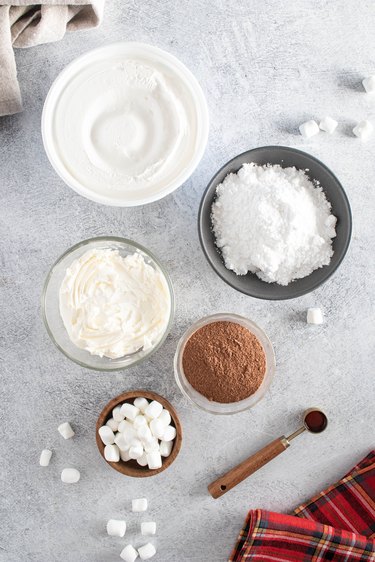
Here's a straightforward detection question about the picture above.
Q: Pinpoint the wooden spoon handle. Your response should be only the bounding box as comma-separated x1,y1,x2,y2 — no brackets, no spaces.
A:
208,436,289,499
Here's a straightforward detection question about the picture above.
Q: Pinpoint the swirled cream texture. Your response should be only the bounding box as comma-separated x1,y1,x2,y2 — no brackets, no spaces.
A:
59,249,171,359
52,57,190,199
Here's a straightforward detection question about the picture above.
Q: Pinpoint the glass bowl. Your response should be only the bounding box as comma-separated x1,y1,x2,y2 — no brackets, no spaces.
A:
42,236,174,371
174,313,275,414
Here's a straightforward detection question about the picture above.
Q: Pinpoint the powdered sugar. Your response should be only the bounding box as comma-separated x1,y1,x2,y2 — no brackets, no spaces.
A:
211,163,337,286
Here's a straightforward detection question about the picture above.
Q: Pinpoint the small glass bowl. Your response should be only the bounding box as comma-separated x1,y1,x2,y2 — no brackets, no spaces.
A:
174,313,275,414
42,236,174,371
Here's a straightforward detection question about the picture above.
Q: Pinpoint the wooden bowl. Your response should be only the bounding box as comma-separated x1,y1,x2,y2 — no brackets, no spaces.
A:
96,390,183,477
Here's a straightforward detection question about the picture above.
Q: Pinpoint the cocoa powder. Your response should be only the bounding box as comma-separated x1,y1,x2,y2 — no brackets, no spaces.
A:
182,321,266,403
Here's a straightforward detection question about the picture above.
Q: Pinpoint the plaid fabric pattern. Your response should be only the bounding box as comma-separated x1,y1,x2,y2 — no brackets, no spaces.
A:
294,451,375,539
229,451,375,561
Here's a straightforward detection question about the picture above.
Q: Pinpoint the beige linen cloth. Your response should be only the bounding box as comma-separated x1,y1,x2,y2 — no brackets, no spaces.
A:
0,0,104,116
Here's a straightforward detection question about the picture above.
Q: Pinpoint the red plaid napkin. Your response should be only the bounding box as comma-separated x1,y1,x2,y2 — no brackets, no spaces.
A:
229,451,375,561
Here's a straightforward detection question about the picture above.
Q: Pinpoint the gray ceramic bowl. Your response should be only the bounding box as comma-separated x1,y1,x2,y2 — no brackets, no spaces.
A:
198,146,352,300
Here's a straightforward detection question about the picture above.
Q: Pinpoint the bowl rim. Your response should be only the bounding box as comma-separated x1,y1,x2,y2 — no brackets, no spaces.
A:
198,145,352,300
96,390,183,477
41,41,209,207
41,236,175,371
174,312,276,415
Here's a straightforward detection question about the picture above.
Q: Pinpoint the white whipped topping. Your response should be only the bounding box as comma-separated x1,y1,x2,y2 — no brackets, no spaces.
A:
53,58,188,196
59,249,171,359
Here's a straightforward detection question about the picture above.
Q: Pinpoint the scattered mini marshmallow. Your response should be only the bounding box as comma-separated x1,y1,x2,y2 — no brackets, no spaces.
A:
353,120,373,140
157,409,171,427
106,418,119,432
106,519,126,537
137,453,148,467
120,403,140,421
319,116,338,134
162,425,176,442
104,444,120,462
58,422,75,440
129,440,144,460
98,426,115,445
132,498,148,512
61,468,80,483
120,544,138,562
147,450,162,470
299,120,319,138
149,419,165,439
39,449,52,467
307,307,324,325
141,522,156,536
159,440,173,458
112,406,124,423
144,401,163,420
138,543,156,560
134,397,149,413
362,75,375,93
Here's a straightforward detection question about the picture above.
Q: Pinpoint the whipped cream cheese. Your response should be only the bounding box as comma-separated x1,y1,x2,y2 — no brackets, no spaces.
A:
59,249,171,359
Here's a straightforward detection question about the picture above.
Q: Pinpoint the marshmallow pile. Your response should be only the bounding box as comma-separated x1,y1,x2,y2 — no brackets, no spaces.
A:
106,498,157,561
99,398,176,470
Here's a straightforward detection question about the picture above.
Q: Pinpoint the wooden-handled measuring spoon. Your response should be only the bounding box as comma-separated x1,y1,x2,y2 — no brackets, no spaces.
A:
208,408,328,499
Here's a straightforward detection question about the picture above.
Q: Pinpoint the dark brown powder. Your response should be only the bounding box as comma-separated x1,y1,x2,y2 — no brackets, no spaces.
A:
182,321,266,403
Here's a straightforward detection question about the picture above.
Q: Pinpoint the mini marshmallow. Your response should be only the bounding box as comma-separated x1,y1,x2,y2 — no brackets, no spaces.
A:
104,444,120,462
120,449,131,462
118,420,137,437
307,307,324,325
120,403,140,421
159,440,173,458
98,426,115,445
137,425,153,443
120,545,138,562
319,116,338,134
106,519,126,537
112,406,124,422
141,522,156,536
129,440,144,460
39,449,52,467
133,415,148,430
61,468,80,483
132,498,148,512
138,543,156,560
299,120,319,138
137,452,148,467
157,409,171,427
134,397,149,412
353,120,373,140
362,75,375,93
144,400,163,420
149,419,165,439
144,437,159,453
114,432,130,451
58,422,75,440
106,418,119,432
147,450,162,470
162,425,176,442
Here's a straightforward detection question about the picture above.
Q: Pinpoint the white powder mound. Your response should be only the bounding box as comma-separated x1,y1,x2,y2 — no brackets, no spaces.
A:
211,163,337,286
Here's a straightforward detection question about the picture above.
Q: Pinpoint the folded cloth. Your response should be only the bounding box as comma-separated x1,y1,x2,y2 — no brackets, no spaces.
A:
0,0,104,117
230,450,375,561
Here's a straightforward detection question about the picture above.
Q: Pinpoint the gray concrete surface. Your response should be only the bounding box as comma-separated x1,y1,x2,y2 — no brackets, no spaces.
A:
1,1,374,561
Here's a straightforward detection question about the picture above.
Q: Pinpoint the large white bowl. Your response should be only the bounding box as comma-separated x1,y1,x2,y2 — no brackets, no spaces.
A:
42,42,209,207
